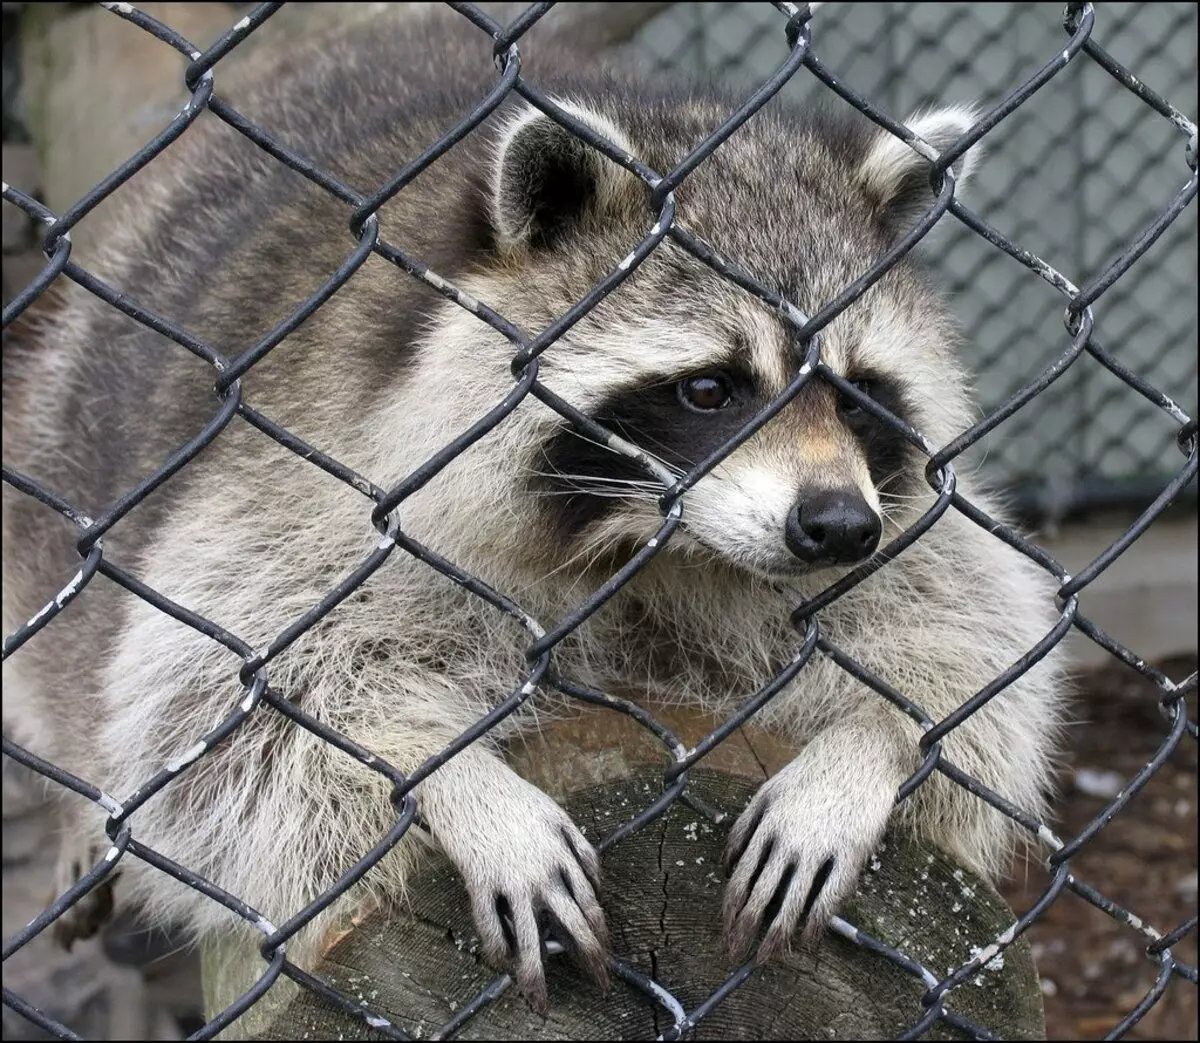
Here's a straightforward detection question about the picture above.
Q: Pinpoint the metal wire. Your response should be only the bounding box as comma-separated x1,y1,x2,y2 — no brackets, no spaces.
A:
636,1,1199,521
1,2,1196,1039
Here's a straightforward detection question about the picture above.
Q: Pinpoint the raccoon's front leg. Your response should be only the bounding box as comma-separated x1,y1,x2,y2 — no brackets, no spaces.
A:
418,746,609,1012
722,718,906,961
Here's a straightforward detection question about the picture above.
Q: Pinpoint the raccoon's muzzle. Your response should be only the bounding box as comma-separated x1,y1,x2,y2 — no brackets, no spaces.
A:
784,487,882,565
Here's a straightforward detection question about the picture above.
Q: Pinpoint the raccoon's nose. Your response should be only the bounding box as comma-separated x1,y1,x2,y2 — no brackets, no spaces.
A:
785,489,882,565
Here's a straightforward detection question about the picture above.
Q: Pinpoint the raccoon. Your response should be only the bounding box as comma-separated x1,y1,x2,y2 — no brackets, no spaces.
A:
2,4,1064,1014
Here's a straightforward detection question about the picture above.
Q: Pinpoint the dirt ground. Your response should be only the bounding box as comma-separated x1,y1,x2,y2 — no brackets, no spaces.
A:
999,653,1198,1041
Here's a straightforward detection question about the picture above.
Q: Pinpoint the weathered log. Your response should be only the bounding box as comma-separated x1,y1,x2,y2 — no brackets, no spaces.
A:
202,704,1044,1041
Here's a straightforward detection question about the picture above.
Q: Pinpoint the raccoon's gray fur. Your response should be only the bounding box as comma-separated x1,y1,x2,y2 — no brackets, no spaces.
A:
2,5,1065,1011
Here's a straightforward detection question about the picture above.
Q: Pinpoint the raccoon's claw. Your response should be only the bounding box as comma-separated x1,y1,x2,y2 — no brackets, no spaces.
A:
465,823,609,1015
721,749,894,963
427,759,610,1015
470,848,610,1014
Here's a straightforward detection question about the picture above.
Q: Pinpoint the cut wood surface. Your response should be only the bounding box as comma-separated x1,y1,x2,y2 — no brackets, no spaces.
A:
203,703,1044,1041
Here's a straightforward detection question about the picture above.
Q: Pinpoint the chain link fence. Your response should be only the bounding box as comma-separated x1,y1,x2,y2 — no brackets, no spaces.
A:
1,2,1196,1039
632,0,1200,521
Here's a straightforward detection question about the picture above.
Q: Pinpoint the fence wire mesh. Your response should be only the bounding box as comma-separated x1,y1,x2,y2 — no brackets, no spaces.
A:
634,0,1200,520
1,1,1196,1040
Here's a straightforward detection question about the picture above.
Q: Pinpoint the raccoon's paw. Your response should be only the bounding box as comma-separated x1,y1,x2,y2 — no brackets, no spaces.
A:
434,772,609,1014
722,747,894,963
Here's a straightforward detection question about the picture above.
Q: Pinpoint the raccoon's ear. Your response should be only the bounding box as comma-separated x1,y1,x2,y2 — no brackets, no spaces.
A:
855,105,983,234
490,102,643,252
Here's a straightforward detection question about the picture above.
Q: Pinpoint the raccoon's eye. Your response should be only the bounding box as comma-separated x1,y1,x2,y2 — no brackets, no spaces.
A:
838,378,875,420
678,373,733,412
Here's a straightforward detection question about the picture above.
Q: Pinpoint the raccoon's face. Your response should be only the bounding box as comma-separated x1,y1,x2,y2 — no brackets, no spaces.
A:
480,94,980,582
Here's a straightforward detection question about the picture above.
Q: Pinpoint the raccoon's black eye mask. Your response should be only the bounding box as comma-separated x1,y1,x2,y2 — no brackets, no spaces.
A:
835,372,915,492
535,365,917,540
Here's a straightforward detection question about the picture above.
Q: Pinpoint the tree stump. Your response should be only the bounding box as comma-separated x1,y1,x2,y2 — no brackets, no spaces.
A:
202,704,1044,1040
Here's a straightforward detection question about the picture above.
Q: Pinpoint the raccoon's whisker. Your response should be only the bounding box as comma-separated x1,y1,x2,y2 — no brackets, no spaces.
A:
878,490,939,504
875,468,911,491
595,420,694,472
525,471,665,489
664,543,723,572
956,453,993,482
523,471,665,500
551,427,687,481
548,420,745,494
531,490,658,500
875,470,945,505
528,522,641,586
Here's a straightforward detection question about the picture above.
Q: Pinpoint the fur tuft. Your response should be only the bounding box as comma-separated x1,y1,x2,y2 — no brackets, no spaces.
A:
489,98,642,252
856,103,985,230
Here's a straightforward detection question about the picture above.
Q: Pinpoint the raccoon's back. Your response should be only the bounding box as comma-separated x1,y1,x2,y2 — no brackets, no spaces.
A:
1,10,575,562
0,11,509,678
